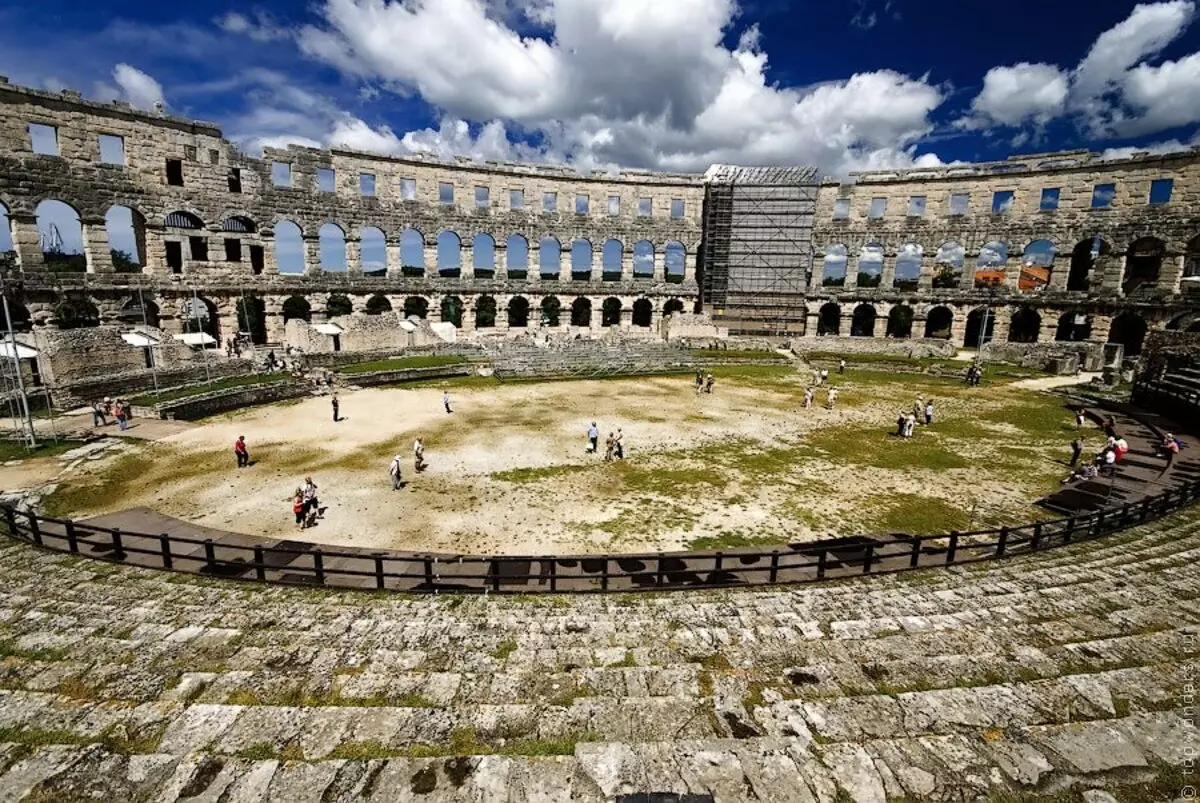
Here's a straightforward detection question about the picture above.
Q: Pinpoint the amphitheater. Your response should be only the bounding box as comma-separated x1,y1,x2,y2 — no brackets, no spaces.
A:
0,79,1199,801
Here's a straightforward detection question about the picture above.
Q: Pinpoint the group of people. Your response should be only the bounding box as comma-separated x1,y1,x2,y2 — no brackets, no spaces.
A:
694,370,716,394
387,437,428,490
802,385,839,410
895,397,935,438
291,476,321,530
586,422,627,461
964,363,984,386
90,397,132,431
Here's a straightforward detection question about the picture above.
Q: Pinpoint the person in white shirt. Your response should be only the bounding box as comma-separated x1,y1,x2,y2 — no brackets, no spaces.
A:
413,438,426,472
388,455,403,490
442,392,452,414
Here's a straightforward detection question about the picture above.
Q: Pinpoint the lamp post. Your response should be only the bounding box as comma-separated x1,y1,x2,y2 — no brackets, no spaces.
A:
976,277,1000,374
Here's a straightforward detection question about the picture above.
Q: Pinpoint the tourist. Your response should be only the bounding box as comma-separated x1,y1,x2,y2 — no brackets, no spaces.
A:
91,401,107,428
388,454,403,490
1070,438,1083,467
904,413,916,438
897,411,907,437
1113,436,1129,461
1061,464,1099,484
292,489,306,530
604,432,615,462
443,391,453,414
827,387,839,410
838,358,846,375
302,477,320,521
115,399,128,431
705,374,715,393
913,397,924,424
267,349,277,369
234,435,250,468
1075,407,1087,429
803,386,814,409
820,368,829,385
812,368,821,386
587,422,599,453
695,370,704,392
924,399,934,426
614,428,625,460
103,397,113,418
331,392,340,422
414,437,426,472
1159,433,1181,468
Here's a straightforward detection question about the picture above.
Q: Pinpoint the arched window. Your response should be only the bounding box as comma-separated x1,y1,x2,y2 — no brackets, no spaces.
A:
180,297,218,340
1068,236,1108,292
1124,237,1165,294
282,295,311,323
360,227,387,275
933,242,965,288
632,298,653,327
105,206,147,273
365,294,392,315
235,297,267,344
602,239,623,280
632,240,653,278
541,296,561,326
55,297,100,330
326,294,353,317
823,245,847,286
222,216,255,233
404,296,429,319
1020,240,1055,293
818,303,840,335
570,240,592,279
851,304,877,337
274,221,304,274
1008,307,1041,343
1109,312,1148,356
539,237,560,279
400,229,424,276
665,241,686,283
507,235,528,278
1056,311,1092,342
508,296,530,327
857,243,883,287
887,305,913,338
975,241,1008,288
964,308,996,347
0,201,13,257
1184,236,1200,282
441,296,463,327
36,200,86,272
602,297,622,327
571,297,592,327
894,245,921,290
664,298,685,316
319,223,346,272
438,231,461,277
924,306,953,339
475,295,497,328
164,211,203,230
473,234,495,277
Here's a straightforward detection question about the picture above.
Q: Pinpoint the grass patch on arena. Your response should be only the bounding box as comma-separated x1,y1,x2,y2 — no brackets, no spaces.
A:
806,425,972,471
491,464,594,483
338,355,468,374
856,494,971,535
131,374,297,406
0,438,83,462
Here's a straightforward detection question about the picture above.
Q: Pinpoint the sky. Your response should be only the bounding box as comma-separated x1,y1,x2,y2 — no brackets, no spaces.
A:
3,0,1200,262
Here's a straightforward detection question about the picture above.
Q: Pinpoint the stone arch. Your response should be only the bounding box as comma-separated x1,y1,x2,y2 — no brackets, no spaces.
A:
571,297,592,327
850,303,877,337
319,223,347,272
0,200,13,258
222,215,256,234
400,228,425,275
975,241,1008,288
0,299,32,332
894,245,921,290
164,210,204,230
441,295,463,328
476,295,497,328
1008,307,1041,343
507,234,529,278
541,295,561,327
602,239,623,279
539,237,561,279
119,295,160,328
924,306,953,339
360,226,387,275
54,296,100,330
364,293,392,315
326,294,353,317
1109,312,1148,356
964,308,996,347
570,239,592,279
438,230,461,277
823,244,848,286
508,296,530,327
632,240,654,278
887,305,913,338
817,302,840,335
473,233,495,276
632,298,653,327
105,205,147,272
1124,237,1165,294
404,296,429,319
665,241,686,283
1020,239,1055,292
664,298,685,316
1056,310,1092,342
602,297,622,327
180,296,218,341
1184,235,1200,284
235,296,267,344
933,242,965,288
274,220,304,274
1068,236,1109,292
282,295,311,323
36,199,86,271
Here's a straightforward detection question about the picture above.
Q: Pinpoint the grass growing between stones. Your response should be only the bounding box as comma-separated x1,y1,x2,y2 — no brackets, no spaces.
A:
338,355,468,374
130,374,297,406
405,726,603,758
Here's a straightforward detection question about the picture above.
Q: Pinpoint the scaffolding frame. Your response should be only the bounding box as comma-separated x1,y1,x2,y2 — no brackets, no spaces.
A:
701,165,820,336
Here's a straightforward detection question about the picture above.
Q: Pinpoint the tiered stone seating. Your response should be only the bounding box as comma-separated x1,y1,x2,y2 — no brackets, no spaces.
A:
0,507,1195,801
482,338,696,379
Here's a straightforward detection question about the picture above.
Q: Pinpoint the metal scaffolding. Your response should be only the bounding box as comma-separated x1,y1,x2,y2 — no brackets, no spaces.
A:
701,164,820,336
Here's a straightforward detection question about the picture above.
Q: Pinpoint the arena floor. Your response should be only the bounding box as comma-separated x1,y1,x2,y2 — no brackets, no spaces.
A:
37,365,1096,556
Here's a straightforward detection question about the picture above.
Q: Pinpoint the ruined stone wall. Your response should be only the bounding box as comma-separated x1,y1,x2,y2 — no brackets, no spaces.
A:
790,336,959,359
28,325,206,386
285,313,446,354
661,313,728,341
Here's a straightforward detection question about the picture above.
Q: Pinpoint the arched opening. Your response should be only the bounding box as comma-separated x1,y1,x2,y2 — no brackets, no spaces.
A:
476,295,497,329
964,308,996,347
1020,240,1055,292
602,297,622,327
850,303,877,337
0,202,13,262
1056,311,1092,342
632,240,654,278
326,294,353,317
602,239,623,280
105,205,146,273
507,296,530,327
975,241,1008,288
857,243,883,287
282,295,311,323
665,241,686,283
118,295,159,327
1068,236,1108,292
571,297,592,327
1124,237,1165,294
404,296,429,319
924,306,953,339
1183,236,1200,286
235,296,267,344
36,200,86,272
0,299,32,332
222,216,255,234
894,245,921,291
540,296,561,327
441,295,463,328
274,220,304,274
570,239,592,280
933,242,965,288
318,224,347,272
506,234,528,279
887,305,913,338
55,297,100,329
823,244,847,286
632,298,653,327
364,294,392,315
400,228,425,276
181,296,218,341
1007,307,1041,343
817,302,840,335
1109,312,1147,356
165,211,203,230
473,233,495,278
539,237,561,280
360,227,387,276
663,298,685,316
437,230,461,277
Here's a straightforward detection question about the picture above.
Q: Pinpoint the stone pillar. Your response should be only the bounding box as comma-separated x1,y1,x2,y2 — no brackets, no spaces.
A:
81,219,113,273
1002,259,1020,290
303,238,321,275
1162,254,1186,294
264,297,286,343
495,294,510,332
424,245,438,279
461,304,475,333
879,256,895,289
427,295,442,325
990,306,1013,343
620,304,633,329
873,303,889,337
804,306,820,338
529,246,542,284
591,247,604,282
260,232,278,275
917,258,933,291
461,243,474,280
1048,257,1068,291
1096,254,1124,294
621,251,634,282
843,259,859,291
808,256,826,292
653,250,666,282
650,303,663,330
1091,314,1113,344
345,237,362,276
683,249,697,284
9,214,44,270
950,307,969,346
1039,312,1059,344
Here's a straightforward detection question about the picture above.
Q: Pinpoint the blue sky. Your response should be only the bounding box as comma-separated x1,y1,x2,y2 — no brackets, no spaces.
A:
4,0,1200,259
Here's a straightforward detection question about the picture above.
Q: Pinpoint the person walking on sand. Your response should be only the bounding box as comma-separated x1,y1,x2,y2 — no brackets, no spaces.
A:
705,373,715,394
234,435,250,468
388,454,403,490
827,387,839,410
442,391,453,414
803,386,814,409
924,399,934,426
292,489,306,530
587,422,599,453
838,358,846,375
604,432,615,462
413,437,426,472
614,428,625,460
820,368,829,386
115,399,129,431
302,477,320,521
91,401,108,428
1070,437,1083,467
331,392,340,422
1075,407,1086,429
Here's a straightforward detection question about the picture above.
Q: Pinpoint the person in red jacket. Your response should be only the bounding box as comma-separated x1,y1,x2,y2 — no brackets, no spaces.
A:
234,435,250,468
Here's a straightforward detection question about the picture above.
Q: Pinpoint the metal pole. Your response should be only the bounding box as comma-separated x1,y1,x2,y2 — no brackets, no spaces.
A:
191,287,211,383
0,278,36,448
137,285,161,399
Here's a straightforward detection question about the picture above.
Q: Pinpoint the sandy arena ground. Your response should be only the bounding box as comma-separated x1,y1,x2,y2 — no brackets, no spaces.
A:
27,364,1102,556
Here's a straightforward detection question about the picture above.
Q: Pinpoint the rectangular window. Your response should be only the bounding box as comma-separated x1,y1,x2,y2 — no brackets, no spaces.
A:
607,195,620,215
209,149,220,165
832,198,851,219
224,238,242,263
1040,187,1060,211
907,196,926,217
475,186,490,208
165,241,183,273
1149,178,1173,205
166,159,184,187
271,161,291,188
29,123,59,156
638,197,652,217
360,173,376,197
575,194,589,214
670,199,685,219
439,182,454,204
1092,183,1116,209
317,168,336,193
400,178,417,201
250,245,264,275
868,197,886,219
543,192,557,212
184,145,197,162
949,193,969,216
227,168,242,194
510,189,524,210
189,236,209,263
98,134,124,166
991,190,1014,214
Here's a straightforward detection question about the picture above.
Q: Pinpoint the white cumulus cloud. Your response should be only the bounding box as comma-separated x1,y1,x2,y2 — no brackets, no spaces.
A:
112,64,165,110
958,63,1068,129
